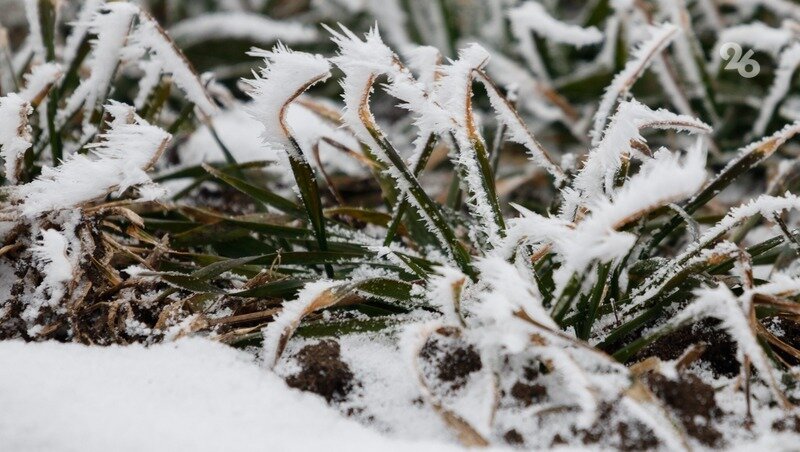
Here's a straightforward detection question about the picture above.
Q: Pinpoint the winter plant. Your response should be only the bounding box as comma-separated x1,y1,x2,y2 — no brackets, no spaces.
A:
2,0,800,449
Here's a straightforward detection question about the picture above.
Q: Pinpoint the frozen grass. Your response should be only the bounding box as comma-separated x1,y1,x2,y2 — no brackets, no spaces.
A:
1,0,800,449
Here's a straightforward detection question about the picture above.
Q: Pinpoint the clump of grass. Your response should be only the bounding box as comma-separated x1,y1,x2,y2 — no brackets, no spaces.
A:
1,0,800,448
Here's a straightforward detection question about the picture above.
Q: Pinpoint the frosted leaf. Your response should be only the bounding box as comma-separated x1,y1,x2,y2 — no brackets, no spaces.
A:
507,1,602,83
261,280,339,368
18,62,62,104
476,71,565,182
503,139,707,278
244,45,331,160
0,93,32,184
10,102,171,217
753,43,800,136
131,11,218,118
572,99,711,213
22,0,45,63
61,3,139,123
590,23,679,145
475,257,557,330
427,266,467,326
62,0,105,68
710,21,795,73
508,2,604,47
25,228,74,325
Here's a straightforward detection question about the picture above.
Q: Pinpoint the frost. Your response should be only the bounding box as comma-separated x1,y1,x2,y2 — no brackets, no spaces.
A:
244,45,331,160
10,102,170,217
753,43,800,136
572,99,711,212
0,93,32,184
61,3,139,123
131,11,219,117
262,280,339,367
590,23,679,145
28,228,74,317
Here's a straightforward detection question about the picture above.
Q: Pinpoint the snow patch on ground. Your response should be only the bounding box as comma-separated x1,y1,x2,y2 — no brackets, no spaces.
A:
0,338,466,452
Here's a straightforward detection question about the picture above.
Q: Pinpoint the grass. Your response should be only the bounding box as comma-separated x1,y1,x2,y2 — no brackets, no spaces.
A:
2,0,800,448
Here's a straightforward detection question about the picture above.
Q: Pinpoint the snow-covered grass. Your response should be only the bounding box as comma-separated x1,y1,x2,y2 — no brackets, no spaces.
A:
1,0,800,450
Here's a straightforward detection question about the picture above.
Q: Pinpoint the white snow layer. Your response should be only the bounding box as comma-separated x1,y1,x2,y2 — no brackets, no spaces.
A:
0,338,468,452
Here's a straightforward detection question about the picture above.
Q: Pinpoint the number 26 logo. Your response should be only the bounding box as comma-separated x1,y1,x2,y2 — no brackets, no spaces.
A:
719,42,760,78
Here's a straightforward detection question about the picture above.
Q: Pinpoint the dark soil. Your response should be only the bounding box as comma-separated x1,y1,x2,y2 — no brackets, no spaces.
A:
764,316,800,366
509,381,547,407
285,340,355,403
419,330,482,391
773,415,800,433
634,319,740,377
644,372,722,446
503,429,524,446
579,402,660,451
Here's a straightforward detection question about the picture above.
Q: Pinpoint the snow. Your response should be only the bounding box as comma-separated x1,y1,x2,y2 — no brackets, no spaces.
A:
0,338,466,452
169,12,318,47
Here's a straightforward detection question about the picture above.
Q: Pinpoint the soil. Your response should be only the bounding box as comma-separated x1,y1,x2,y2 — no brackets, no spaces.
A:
509,381,548,407
419,330,482,391
634,319,740,377
503,429,524,446
578,402,660,451
644,372,723,446
772,415,800,433
764,316,800,366
285,340,355,403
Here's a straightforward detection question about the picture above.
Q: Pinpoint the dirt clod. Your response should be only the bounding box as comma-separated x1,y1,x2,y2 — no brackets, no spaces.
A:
644,372,722,446
503,429,524,446
420,331,482,391
285,340,355,403
772,415,800,433
510,381,547,407
635,319,739,377
580,402,660,451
